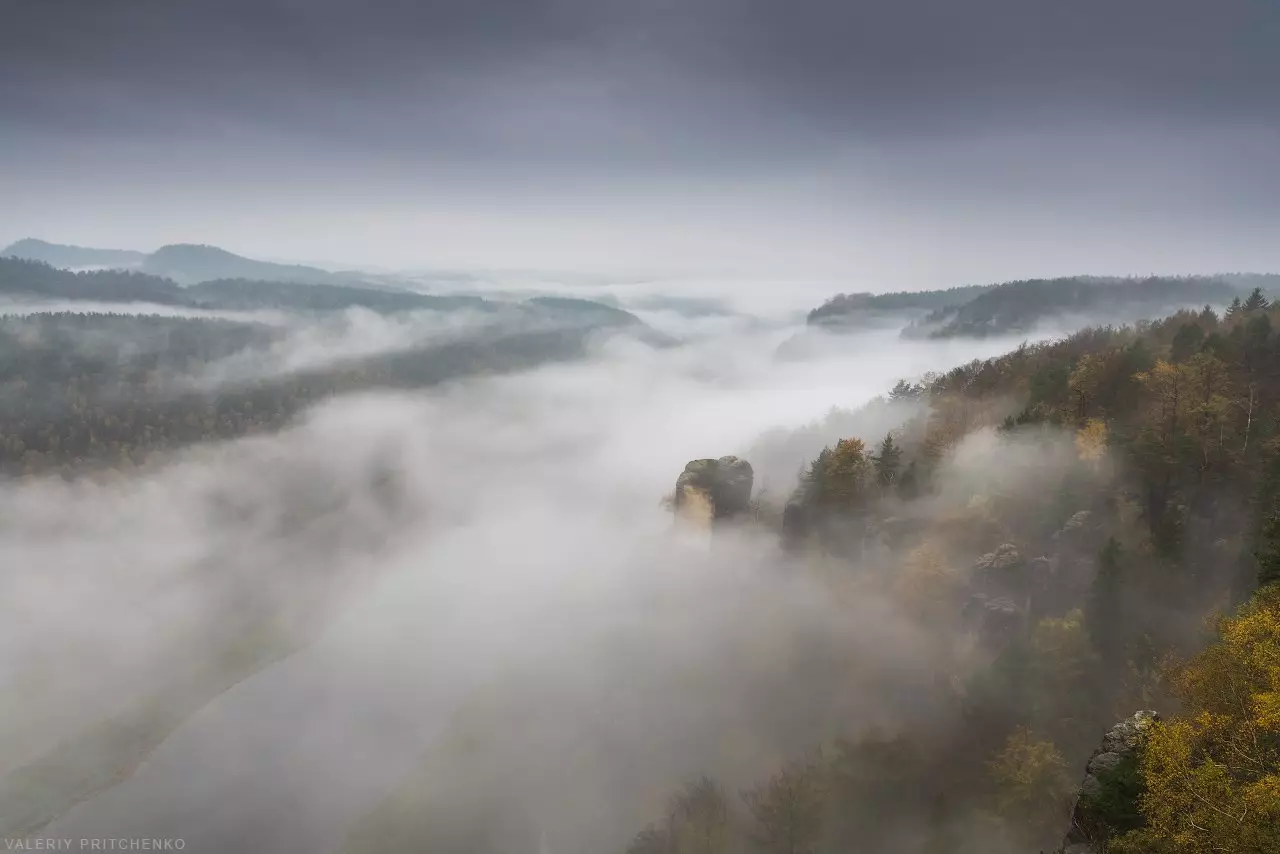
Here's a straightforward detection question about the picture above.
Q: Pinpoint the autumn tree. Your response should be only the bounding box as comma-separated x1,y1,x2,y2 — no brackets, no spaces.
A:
986,727,1075,849
740,757,827,854
1112,586,1280,854
668,777,732,854
1029,609,1099,752
815,438,872,511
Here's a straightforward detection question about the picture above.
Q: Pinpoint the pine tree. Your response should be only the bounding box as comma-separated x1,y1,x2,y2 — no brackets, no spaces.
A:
1242,286,1270,314
1254,461,1280,589
888,379,921,401
1225,295,1243,320
869,433,902,488
1087,537,1124,664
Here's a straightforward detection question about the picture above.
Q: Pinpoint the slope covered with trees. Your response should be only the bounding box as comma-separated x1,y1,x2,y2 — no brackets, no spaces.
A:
806,284,995,329
614,294,1280,853
912,275,1243,339
805,275,1272,340
1,238,147,270
0,308,657,478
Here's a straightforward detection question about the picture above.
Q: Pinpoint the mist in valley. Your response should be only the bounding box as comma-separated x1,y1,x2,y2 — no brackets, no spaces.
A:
0,289,1063,852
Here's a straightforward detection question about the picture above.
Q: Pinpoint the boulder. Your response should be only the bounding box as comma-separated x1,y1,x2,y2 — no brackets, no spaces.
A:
673,456,754,527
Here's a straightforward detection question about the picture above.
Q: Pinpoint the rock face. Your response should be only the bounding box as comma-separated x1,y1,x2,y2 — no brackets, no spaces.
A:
673,456,754,528
1061,710,1159,854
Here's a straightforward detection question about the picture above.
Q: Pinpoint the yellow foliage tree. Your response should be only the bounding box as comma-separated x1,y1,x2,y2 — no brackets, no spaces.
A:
817,438,872,510
894,540,960,623
986,727,1075,848
1112,586,1280,854
1075,417,1109,466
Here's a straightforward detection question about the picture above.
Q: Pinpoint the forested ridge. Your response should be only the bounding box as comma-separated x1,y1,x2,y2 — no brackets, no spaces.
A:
0,309,648,478
620,291,1280,854
0,256,476,312
806,274,1275,340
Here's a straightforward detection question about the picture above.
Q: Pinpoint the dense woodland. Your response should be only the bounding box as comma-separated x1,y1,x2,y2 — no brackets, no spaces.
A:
622,292,1280,854
806,274,1280,340
910,275,1248,339
806,284,995,328
5,250,1279,852
0,256,483,312
0,308,648,478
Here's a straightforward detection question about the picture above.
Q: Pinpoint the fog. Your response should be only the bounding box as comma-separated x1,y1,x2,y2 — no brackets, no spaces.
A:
0,291,1062,852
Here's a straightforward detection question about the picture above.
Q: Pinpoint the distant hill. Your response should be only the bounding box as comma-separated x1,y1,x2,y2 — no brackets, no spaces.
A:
184,278,489,313
2,238,147,270
806,284,996,330
0,256,654,330
0,257,185,304
140,243,360,286
525,296,644,327
911,275,1242,338
3,238,383,286
801,274,1265,341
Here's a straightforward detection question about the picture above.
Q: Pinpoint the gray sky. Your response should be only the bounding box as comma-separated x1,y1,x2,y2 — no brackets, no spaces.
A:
3,0,1278,283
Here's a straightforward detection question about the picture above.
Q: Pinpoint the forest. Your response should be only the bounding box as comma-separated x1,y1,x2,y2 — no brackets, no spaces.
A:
806,284,996,328
806,274,1280,340
612,292,1280,854
0,310,656,478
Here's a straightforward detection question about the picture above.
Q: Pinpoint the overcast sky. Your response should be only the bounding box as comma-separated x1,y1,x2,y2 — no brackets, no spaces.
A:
3,0,1278,283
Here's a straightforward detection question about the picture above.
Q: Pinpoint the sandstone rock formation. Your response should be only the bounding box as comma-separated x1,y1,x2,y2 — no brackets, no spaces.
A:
673,456,754,529
1060,710,1159,854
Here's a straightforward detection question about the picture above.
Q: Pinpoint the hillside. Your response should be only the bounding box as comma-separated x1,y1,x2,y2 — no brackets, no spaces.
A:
626,296,1280,854
806,284,995,330
1,238,147,270
4,238,380,286
911,275,1243,338
803,275,1266,341
0,257,640,322
333,295,1280,854
140,243,360,286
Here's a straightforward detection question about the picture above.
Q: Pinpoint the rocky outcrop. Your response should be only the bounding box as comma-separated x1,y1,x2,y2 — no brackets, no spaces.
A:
1060,710,1159,853
974,543,1023,573
673,456,754,528
963,592,1022,644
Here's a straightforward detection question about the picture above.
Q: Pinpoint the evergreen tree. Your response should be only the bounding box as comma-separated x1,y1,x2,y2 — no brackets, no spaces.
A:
1254,450,1280,589
869,433,902,488
1087,537,1125,667
1242,286,1270,314
888,379,922,401
1225,295,1243,320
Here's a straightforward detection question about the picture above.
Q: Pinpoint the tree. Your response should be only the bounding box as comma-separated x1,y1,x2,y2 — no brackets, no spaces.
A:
1169,322,1205,362
1075,417,1109,466
1088,537,1124,665
1255,446,1280,589
1225,295,1243,321
986,727,1075,848
1112,586,1280,854
815,438,872,510
869,433,902,488
1029,609,1098,752
741,758,827,854
1242,286,1270,314
888,379,922,401
1069,353,1106,420
668,777,732,854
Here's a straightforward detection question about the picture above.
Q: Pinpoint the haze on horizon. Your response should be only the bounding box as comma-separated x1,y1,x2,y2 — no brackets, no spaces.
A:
3,0,1279,284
